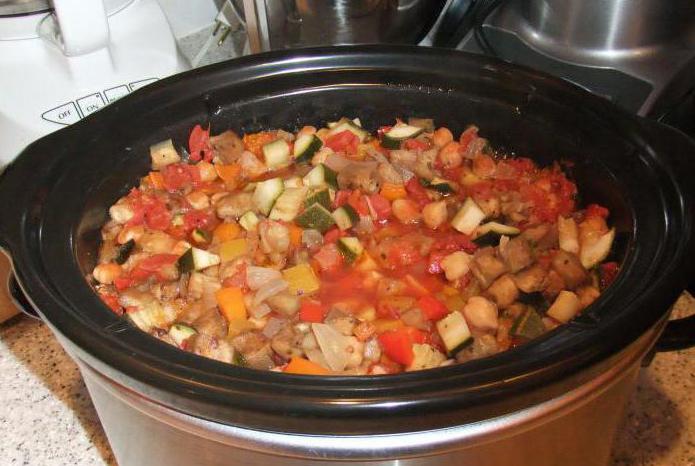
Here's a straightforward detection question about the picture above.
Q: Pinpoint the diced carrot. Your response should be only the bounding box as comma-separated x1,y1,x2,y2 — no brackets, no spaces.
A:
215,163,241,188
284,357,330,375
148,171,166,190
213,222,240,242
216,287,247,322
288,224,303,248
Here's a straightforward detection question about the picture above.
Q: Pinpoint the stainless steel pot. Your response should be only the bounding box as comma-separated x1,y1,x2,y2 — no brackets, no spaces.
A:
1,46,694,466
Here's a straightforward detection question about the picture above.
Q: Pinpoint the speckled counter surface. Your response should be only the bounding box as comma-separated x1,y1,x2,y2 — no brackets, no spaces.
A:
1,293,693,466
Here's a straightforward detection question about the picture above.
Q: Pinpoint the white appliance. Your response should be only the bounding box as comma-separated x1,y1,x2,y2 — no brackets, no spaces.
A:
0,0,190,166
0,0,190,322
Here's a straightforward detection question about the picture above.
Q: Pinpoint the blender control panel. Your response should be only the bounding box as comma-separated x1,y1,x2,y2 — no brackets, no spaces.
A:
41,78,158,125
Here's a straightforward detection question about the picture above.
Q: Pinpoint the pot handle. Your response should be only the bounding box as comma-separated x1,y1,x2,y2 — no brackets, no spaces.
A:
7,272,42,321
654,313,695,352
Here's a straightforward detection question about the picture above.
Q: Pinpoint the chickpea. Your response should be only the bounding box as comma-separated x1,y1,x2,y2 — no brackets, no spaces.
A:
472,153,496,178
463,296,499,331
437,141,462,169
93,263,123,285
432,127,454,148
109,203,134,224
197,161,218,182
186,191,210,210
422,200,448,229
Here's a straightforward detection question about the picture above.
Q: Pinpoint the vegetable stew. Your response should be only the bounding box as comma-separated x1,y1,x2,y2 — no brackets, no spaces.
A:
91,118,617,375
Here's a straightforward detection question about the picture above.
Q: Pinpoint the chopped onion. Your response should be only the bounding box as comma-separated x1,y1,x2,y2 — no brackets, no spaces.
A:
262,317,287,338
354,215,374,234
253,278,288,306
311,323,351,371
246,266,282,290
250,302,272,319
324,153,352,171
305,348,330,370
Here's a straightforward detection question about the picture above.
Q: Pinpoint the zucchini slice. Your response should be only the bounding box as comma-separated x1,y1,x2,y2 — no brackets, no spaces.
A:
262,139,291,169
252,177,285,216
150,139,181,170
295,203,336,233
511,308,545,340
473,222,521,246
580,228,615,269
293,134,323,163
177,247,221,273
422,177,455,194
191,228,211,244
269,187,308,222
436,311,472,354
337,237,364,263
239,211,260,231
451,198,486,235
303,164,338,190
327,120,369,142
283,176,304,188
332,205,359,231
169,323,197,347
382,125,424,149
304,189,332,210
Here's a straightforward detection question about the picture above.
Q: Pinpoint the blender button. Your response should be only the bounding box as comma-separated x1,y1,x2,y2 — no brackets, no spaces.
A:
41,102,81,125
77,93,107,116
104,85,130,103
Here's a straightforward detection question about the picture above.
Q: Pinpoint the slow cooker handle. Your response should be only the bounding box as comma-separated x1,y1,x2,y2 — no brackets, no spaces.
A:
7,272,42,321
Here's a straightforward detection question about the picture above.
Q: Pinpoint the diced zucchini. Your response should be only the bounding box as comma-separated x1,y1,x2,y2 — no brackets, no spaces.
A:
115,239,135,265
436,311,472,354
305,189,331,210
327,120,369,142
150,139,180,170
303,164,338,190
293,134,323,163
332,205,359,231
239,211,260,231
337,237,363,263
294,203,335,233
169,323,197,347
451,198,487,235
473,222,520,246
269,187,308,221
191,228,211,244
382,125,425,149
580,228,615,269
407,343,446,371
546,290,582,323
252,177,284,215
177,247,221,273
423,177,455,194
511,308,545,340
284,176,304,188
262,139,291,169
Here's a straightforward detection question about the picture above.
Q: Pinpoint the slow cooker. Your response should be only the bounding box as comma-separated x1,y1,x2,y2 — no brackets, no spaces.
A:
1,46,694,466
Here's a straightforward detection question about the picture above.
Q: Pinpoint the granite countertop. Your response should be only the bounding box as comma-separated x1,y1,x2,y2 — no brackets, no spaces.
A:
1,292,693,466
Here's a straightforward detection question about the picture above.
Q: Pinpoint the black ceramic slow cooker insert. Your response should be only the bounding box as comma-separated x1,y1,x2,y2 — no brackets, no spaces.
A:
0,46,694,435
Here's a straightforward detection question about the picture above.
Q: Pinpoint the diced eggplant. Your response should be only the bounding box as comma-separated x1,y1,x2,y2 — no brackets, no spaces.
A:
150,139,180,170
114,239,135,265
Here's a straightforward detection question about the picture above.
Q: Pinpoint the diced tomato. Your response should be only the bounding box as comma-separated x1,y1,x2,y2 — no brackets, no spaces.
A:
113,276,135,291
599,262,619,290
505,157,536,175
183,209,217,232
468,180,495,200
405,177,430,207
325,130,359,154
99,292,123,314
189,124,213,162
367,193,391,220
313,243,344,272
323,227,346,244
432,233,478,254
126,190,172,230
387,239,422,268
585,203,610,219
403,138,429,151
347,190,370,216
417,295,449,321
378,327,426,366
299,300,326,323
333,190,351,209
162,163,201,191
129,254,179,282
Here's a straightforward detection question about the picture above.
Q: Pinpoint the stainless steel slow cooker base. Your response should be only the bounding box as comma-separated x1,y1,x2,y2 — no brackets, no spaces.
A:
75,325,663,466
